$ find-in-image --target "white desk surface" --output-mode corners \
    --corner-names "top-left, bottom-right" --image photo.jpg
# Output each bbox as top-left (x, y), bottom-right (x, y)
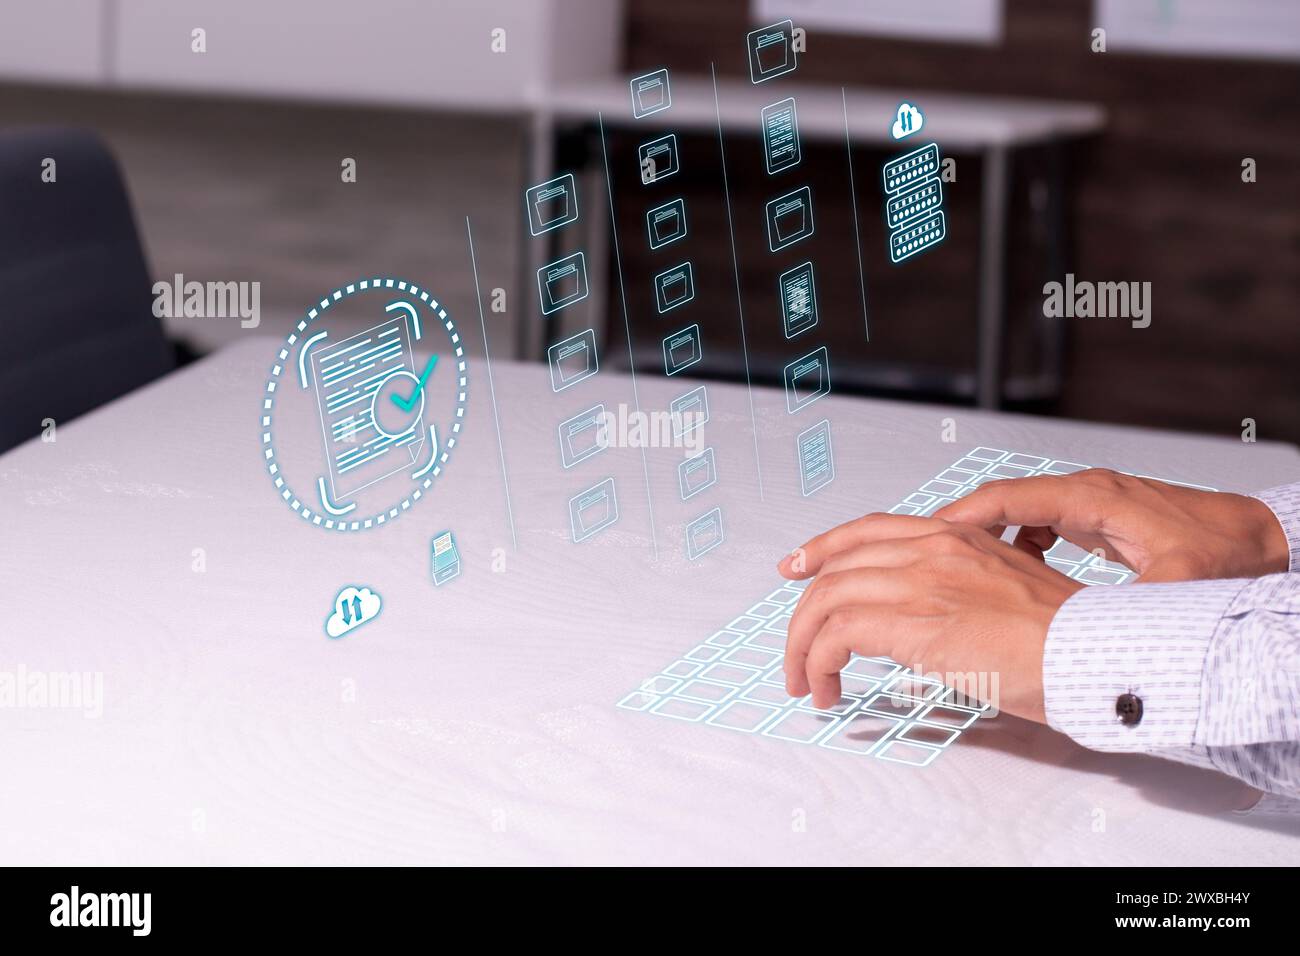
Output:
top-left (4, 338), bottom-right (1298, 865)
top-left (549, 76), bottom-right (1106, 149)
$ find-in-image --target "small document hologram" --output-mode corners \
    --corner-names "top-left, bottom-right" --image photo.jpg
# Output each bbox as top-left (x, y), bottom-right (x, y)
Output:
top-left (619, 447), bottom-right (1218, 767)
top-left (312, 317), bottom-right (424, 501)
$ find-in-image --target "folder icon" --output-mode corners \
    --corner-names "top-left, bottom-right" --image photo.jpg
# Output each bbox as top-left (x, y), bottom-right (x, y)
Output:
top-left (548, 329), bottom-right (599, 392)
top-left (537, 252), bottom-right (589, 314)
top-left (755, 32), bottom-right (788, 75)
top-left (630, 68), bottom-right (671, 118)
top-left (783, 346), bottom-right (830, 413)
top-left (639, 135), bottom-right (679, 184)
top-left (663, 325), bottom-right (701, 376)
top-left (525, 173), bottom-right (578, 236)
top-left (647, 198), bottom-right (686, 248)
top-left (678, 447), bottom-right (717, 500)
top-left (670, 385), bottom-right (708, 437)
top-left (570, 477), bottom-right (618, 542)
top-left (654, 261), bottom-right (694, 313)
top-left (766, 186), bottom-right (814, 251)
top-left (557, 404), bottom-right (608, 468)
top-left (685, 507), bottom-right (724, 559)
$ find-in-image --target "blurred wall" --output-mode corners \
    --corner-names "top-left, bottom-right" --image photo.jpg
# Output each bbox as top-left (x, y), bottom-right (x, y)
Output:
top-left (621, 0), bottom-right (1300, 444)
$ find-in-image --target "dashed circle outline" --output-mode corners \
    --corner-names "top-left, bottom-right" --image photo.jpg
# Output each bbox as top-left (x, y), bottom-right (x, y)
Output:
top-left (261, 277), bottom-right (467, 532)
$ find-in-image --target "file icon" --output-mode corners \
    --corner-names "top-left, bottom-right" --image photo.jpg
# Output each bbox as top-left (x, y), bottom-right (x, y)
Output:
top-left (766, 186), bottom-right (814, 251)
top-left (747, 20), bottom-right (797, 84)
top-left (678, 447), bottom-right (717, 500)
top-left (524, 173), bottom-right (578, 236)
top-left (639, 134), bottom-right (679, 185)
top-left (570, 477), bottom-right (618, 542)
top-left (778, 261), bottom-right (817, 339)
top-left (783, 346), bottom-right (830, 413)
top-left (685, 507), bottom-right (724, 560)
top-left (670, 385), bottom-right (709, 438)
top-left (761, 97), bottom-right (801, 174)
top-left (797, 419), bottom-right (834, 496)
top-left (557, 403), bottom-right (609, 468)
top-left (548, 329), bottom-right (599, 392)
top-left (646, 198), bottom-right (687, 249)
top-left (537, 251), bottom-right (589, 314)
top-left (630, 68), bottom-right (672, 118)
top-left (654, 261), bottom-right (695, 313)
top-left (663, 324), bottom-right (702, 376)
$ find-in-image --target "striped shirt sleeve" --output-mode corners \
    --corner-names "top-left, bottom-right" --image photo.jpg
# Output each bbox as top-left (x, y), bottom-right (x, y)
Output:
top-left (1043, 481), bottom-right (1300, 805)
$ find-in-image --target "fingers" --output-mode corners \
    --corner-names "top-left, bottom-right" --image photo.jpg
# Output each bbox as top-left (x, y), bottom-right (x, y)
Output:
top-left (777, 513), bottom-right (945, 580)
top-left (803, 606), bottom-right (917, 708)
top-left (936, 474), bottom-right (1099, 534)
top-left (784, 565), bottom-right (913, 698)
top-left (1012, 524), bottom-right (1058, 560)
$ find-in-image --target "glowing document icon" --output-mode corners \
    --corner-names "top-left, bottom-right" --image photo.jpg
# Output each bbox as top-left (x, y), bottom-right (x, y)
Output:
top-left (765, 185), bottom-right (814, 251)
top-left (639, 134), bottom-right (679, 185)
top-left (778, 261), bottom-right (817, 339)
top-left (548, 329), bottom-right (599, 392)
top-left (783, 346), bottom-right (830, 413)
top-left (537, 252), bottom-right (589, 314)
top-left (678, 447), bottom-right (717, 500)
top-left (313, 317), bottom-right (425, 502)
top-left (685, 507), bottom-right (724, 559)
top-left (761, 98), bottom-right (801, 174)
top-left (431, 530), bottom-right (461, 586)
top-left (797, 419), bottom-right (834, 496)
top-left (646, 198), bottom-right (687, 249)
top-left (663, 324), bottom-right (702, 376)
top-left (654, 261), bottom-right (695, 313)
top-left (570, 477), bottom-right (618, 542)
top-left (630, 68), bottom-right (672, 118)
top-left (525, 173), bottom-right (579, 236)
top-left (557, 403), bottom-right (609, 468)
top-left (747, 20), bottom-right (797, 84)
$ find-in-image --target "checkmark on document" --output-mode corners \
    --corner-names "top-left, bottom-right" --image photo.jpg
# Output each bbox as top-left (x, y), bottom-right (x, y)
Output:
top-left (391, 355), bottom-right (438, 412)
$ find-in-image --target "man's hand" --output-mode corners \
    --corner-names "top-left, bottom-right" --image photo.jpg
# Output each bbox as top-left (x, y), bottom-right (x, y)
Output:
top-left (934, 469), bottom-right (1289, 582)
top-left (777, 515), bottom-right (1083, 723)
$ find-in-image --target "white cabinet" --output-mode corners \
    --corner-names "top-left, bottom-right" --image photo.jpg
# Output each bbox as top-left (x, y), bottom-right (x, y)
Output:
top-left (0, 0), bottom-right (107, 84)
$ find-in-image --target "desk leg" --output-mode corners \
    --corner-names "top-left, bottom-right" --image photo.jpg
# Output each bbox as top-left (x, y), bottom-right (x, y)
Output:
top-left (977, 145), bottom-right (1010, 409)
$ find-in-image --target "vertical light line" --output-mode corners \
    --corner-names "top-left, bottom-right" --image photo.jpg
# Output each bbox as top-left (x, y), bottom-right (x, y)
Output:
top-left (597, 112), bottom-right (660, 560)
top-left (465, 216), bottom-right (518, 550)
top-left (711, 62), bottom-right (766, 501)
top-left (842, 87), bottom-right (871, 342)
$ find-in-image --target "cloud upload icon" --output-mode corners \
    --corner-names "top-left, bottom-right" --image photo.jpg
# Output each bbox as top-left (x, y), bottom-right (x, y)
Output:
top-left (891, 102), bottom-right (924, 140)
top-left (325, 585), bottom-right (382, 638)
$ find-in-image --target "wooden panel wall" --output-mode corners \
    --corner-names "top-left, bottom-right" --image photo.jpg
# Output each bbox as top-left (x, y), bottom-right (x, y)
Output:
top-left (618, 0), bottom-right (1300, 444)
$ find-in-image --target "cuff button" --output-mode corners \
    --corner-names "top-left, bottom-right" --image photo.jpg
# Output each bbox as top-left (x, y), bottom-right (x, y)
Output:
top-left (1116, 692), bottom-right (1144, 726)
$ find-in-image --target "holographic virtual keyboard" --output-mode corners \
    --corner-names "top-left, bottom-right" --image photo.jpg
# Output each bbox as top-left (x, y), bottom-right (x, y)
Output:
top-left (619, 447), bottom-right (1215, 768)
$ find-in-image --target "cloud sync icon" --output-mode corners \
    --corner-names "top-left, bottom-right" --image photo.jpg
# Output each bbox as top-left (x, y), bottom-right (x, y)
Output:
top-left (891, 103), bottom-right (924, 140)
top-left (325, 585), bottom-right (382, 638)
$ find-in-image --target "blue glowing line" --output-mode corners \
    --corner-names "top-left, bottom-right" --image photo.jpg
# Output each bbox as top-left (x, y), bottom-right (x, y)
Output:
top-left (841, 87), bottom-right (871, 343)
top-left (597, 111), bottom-right (659, 561)
top-left (464, 216), bottom-right (517, 551)
top-left (298, 330), bottom-right (329, 388)
top-left (711, 62), bottom-right (765, 502)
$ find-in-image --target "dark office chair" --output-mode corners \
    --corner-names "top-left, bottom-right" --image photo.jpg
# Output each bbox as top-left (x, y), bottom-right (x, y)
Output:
top-left (0, 127), bottom-right (173, 454)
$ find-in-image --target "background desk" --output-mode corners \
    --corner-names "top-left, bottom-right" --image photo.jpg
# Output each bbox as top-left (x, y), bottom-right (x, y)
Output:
top-left (3, 339), bottom-right (1298, 865)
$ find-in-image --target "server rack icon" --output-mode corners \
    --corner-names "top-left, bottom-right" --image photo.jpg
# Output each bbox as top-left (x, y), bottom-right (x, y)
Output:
top-left (881, 138), bottom-right (947, 263)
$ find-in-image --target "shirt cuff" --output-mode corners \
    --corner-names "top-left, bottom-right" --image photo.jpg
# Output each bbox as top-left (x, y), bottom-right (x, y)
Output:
top-left (1252, 484), bottom-right (1300, 573)
top-left (1043, 579), bottom-right (1251, 751)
